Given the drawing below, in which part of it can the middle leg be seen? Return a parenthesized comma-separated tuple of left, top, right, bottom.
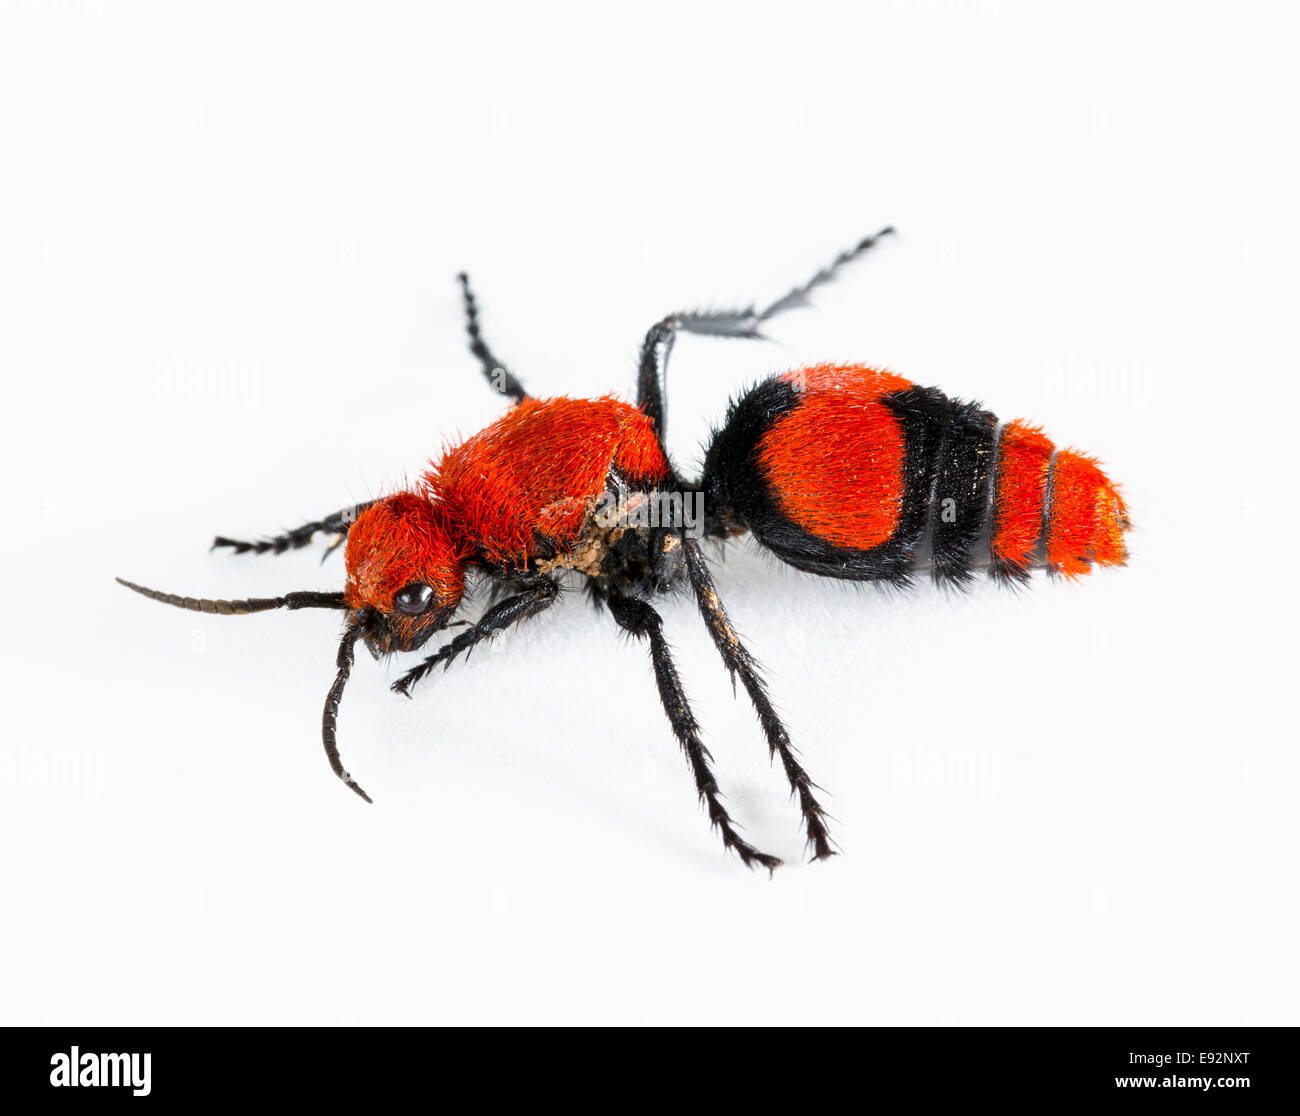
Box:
(682, 539, 836, 861)
(457, 271, 529, 404)
(601, 587, 782, 873)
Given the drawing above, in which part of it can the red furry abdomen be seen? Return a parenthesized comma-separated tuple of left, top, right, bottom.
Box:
(1042, 446, 1129, 577)
(990, 420, 1055, 573)
(991, 420, 1129, 579)
(428, 395, 670, 567)
(757, 364, 913, 549)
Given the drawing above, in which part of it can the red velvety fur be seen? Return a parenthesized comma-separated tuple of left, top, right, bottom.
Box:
(758, 364, 913, 550)
(345, 396, 669, 611)
(429, 395, 668, 567)
(344, 492, 470, 612)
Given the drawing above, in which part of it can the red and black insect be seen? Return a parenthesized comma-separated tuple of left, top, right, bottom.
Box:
(118, 229, 1128, 871)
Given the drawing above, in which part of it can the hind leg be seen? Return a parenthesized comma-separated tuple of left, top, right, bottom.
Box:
(682, 539, 837, 861)
(600, 586, 782, 873)
(636, 227, 895, 451)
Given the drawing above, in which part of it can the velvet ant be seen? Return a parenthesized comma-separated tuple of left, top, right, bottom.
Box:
(118, 229, 1128, 871)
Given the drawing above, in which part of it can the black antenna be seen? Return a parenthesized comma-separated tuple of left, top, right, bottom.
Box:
(115, 577, 346, 613)
(322, 624, 372, 803)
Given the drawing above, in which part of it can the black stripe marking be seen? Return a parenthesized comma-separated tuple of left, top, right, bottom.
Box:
(928, 401, 998, 586)
(703, 378, 969, 585)
(877, 386, 955, 581)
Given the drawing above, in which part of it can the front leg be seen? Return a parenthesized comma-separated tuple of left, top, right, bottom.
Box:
(212, 501, 376, 562)
(391, 578, 559, 697)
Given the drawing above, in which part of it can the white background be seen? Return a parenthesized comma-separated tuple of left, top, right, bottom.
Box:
(1, 1, 1296, 1026)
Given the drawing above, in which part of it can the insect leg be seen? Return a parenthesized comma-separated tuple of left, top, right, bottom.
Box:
(391, 577, 559, 696)
(601, 588, 782, 873)
(211, 501, 376, 563)
(457, 272, 528, 404)
(681, 539, 836, 861)
(745, 224, 896, 328)
(636, 226, 895, 445)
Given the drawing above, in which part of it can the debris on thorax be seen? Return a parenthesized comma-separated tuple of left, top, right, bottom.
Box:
(537, 491, 653, 578)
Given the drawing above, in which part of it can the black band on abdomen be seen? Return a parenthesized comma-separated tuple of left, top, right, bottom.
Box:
(928, 402, 998, 586)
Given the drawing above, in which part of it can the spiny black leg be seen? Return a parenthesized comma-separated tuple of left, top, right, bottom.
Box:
(212, 501, 375, 563)
(751, 225, 895, 324)
(602, 589, 781, 874)
(636, 226, 895, 447)
(392, 578, 559, 696)
(457, 272, 528, 404)
(682, 540, 836, 861)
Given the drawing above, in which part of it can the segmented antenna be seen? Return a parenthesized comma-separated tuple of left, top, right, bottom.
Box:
(322, 625, 372, 803)
(115, 577, 345, 613)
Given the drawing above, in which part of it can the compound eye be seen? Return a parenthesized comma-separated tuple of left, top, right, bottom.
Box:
(393, 582, 434, 615)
